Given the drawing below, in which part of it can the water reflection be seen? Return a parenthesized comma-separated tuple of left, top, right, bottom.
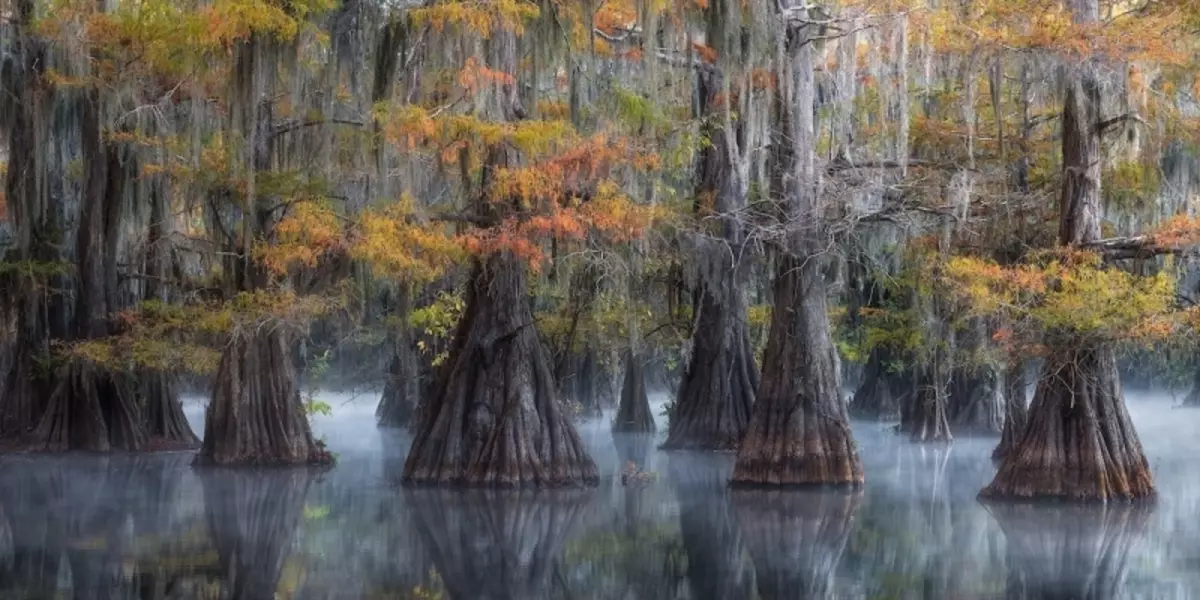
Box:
(406, 487, 592, 599)
(986, 502, 1152, 600)
(0, 400, 1196, 598)
(732, 489, 861, 599)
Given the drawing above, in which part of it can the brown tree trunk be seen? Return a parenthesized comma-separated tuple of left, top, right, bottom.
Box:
(849, 346, 905, 420)
(993, 361, 1028, 460)
(196, 328, 331, 466)
(140, 374, 199, 449)
(982, 0, 1154, 502)
(613, 352, 656, 433)
(406, 488, 591, 598)
(403, 256, 598, 486)
(663, 0, 758, 451)
(733, 490, 861, 599)
(731, 4, 862, 487)
(202, 469, 315, 600)
(986, 502, 1151, 598)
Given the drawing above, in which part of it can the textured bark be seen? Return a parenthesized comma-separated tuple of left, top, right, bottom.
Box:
(376, 340, 420, 429)
(986, 502, 1151, 599)
(982, 0, 1154, 502)
(948, 366, 1004, 435)
(196, 328, 331, 466)
(202, 468, 315, 600)
(406, 488, 591, 599)
(993, 362, 1029, 460)
(663, 0, 758, 451)
(30, 362, 144, 452)
(849, 346, 905, 421)
(613, 352, 656, 433)
(669, 454, 757, 600)
(733, 490, 861, 599)
(403, 255, 598, 486)
(981, 347, 1153, 501)
(140, 374, 200, 449)
(731, 6, 862, 487)
(900, 363, 954, 443)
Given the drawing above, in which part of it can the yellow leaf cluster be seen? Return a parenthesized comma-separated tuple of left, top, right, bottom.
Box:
(410, 0, 540, 38)
(351, 199, 464, 283)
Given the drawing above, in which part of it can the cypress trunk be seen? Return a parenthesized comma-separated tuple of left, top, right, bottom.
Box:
(140, 374, 200, 450)
(376, 338, 420, 429)
(993, 361, 1028, 460)
(849, 346, 905, 421)
(613, 352, 656, 433)
(402, 255, 598, 486)
(733, 490, 861, 599)
(196, 328, 331, 466)
(982, 0, 1153, 501)
(731, 4, 862, 487)
(900, 362, 954, 443)
(663, 0, 758, 451)
(947, 367, 1004, 435)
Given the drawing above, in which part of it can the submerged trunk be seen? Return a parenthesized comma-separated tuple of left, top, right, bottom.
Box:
(986, 502, 1150, 598)
(613, 352, 656, 433)
(981, 347, 1152, 501)
(403, 255, 598, 486)
(993, 362, 1028, 460)
(947, 367, 1003, 435)
(406, 488, 591, 599)
(196, 328, 331, 466)
(731, 4, 862, 487)
(849, 347, 905, 421)
(733, 490, 861, 599)
(202, 469, 315, 600)
(983, 0, 1153, 502)
(376, 339, 420, 429)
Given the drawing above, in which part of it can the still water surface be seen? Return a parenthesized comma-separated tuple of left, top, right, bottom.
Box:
(0, 393, 1198, 599)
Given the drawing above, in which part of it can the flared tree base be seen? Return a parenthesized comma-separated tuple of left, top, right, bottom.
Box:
(140, 373, 200, 451)
(980, 346, 1154, 502)
(731, 411, 862, 488)
(848, 348, 904, 421)
(195, 329, 333, 467)
(403, 255, 598, 487)
(27, 361, 144, 452)
(613, 353, 656, 433)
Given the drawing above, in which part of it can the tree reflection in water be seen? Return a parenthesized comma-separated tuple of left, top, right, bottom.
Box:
(668, 452, 757, 600)
(985, 501, 1153, 600)
(405, 487, 592, 600)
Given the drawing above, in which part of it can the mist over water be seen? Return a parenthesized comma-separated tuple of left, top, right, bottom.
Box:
(2, 391, 1199, 598)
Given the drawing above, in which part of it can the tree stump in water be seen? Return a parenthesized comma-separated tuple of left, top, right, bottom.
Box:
(985, 502, 1151, 598)
(403, 255, 598, 486)
(849, 347, 905, 421)
(201, 468, 315, 600)
(613, 353, 656, 433)
(196, 328, 332, 466)
(405, 488, 591, 599)
(732, 489, 861, 599)
(981, 346, 1154, 502)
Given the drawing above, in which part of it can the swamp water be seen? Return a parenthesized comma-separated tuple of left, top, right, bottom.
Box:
(0, 392, 1198, 599)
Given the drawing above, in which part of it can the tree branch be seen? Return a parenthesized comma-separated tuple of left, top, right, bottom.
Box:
(1094, 113, 1146, 135)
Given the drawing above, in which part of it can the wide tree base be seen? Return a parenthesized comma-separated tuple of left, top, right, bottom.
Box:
(402, 255, 598, 487)
(730, 413, 862, 488)
(26, 361, 144, 452)
(980, 347, 1154, 502)
(848, 348, 904, 421)
(140, 373, 200, 451)
(612, 353, 656, 433)
(195, 329, 333, 467)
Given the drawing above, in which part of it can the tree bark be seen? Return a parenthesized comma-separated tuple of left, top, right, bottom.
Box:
(402, 256, 598, 486)
(993, 361, 1028, 460)
(663, 0, 758, 452)
(981, 0, 1154, 502)
(377, 342, 420, 428)
(731, 4, 862, 487)
(613, 352, 656, 433)
(900, 362, 954, 443)
(733, 490, 861, 599)
(849, 346, 905, 421)
(196, 327, 332, 466)
(947, 366, 1004, 435)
